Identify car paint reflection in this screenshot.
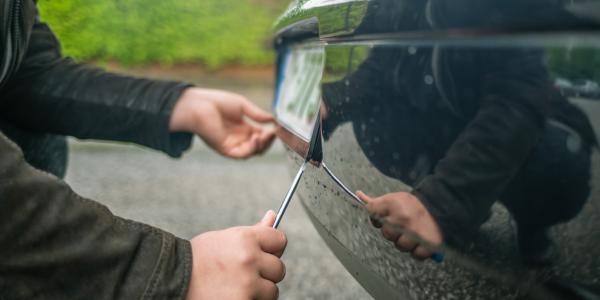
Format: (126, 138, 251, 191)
(274, 0, 600, 298)
(278, 39, 600, 299)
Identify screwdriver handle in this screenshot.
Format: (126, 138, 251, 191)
(431, 252, 445, 263)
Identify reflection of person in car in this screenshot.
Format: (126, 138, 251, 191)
(1, 2, 285, 299)
(322, 0, 597, 263)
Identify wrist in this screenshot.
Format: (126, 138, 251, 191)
(170, 88, 211, 133)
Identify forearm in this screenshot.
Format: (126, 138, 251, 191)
(1, 22, 192, 157)
(0, 132, 191, 299)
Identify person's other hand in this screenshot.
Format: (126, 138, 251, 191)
(357, 191, 443, 260)
(170, 88, 276, 159)
(186, 211, 287, 300)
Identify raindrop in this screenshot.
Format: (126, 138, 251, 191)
(567, 134, 582, 153)
(408, 46, 417, 55)
(424, 75, 434, 85)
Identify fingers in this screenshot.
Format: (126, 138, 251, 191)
(356, 191, 372, 204)
(395, 234, 418, 252)
(381, 223, 400, 241)
(226, 134, 261, 159)
(253, 279, 279, 300)
(243, 100, 274, 123)
(225, 125, 275, 159)
(362, 194, 390, 218)
(357, 191, 386, 227)
(256, 126, 276, 154)
(258, 253, 286, 283)
(255, 226, 288, 258)
(412, 245, 434, 260)
(258, 210, 276, 227)
(358, 191, 443, 262)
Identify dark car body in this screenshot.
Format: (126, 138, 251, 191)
(271, 0, 600, 299)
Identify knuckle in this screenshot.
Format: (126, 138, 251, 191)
(238, 251, 257, 267)
(412, 246, 432, 261)
(395, 238, 414, 252)
(381, 227, 396, 241)
(241, 227, 258, 240)
(390, 214, 409, 225)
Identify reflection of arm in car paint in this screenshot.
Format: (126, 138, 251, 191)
(322, 43, 596, 264)
(320, 0, 598, 263)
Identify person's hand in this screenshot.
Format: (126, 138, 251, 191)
(186, 211, 287, 300)
(357, 191, 443, 260)
(170, 88, 276, 159)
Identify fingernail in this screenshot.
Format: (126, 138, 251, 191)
(263, 210, 273, 221)
(264, 210, 274, 218)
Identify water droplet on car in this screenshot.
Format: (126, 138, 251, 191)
(567, 134, 582, 153)
(408, 46, 417, 55)
(424, 74, 434, 85)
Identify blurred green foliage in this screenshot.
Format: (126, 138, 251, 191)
(38, 0, 287, 68)
(323, 46, 370, 83)
(548, 47, 600, 82)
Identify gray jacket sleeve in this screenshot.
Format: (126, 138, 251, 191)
(0, 132, 192, 299)
(1, 20, 192, 157)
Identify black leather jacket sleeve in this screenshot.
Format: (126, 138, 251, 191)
(1, 21, 192, 157)
(0, 131, 192, 299)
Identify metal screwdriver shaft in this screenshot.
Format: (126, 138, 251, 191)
(273, 161, 307, 228)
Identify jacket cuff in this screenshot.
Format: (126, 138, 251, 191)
(148, 81, 194, 158)
(142, 233, 192, 300)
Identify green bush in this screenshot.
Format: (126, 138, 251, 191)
(37, 0, 287, 68)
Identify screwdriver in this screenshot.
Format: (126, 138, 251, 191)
(271, 112, 444, 263)
(273, 161, 306, 229)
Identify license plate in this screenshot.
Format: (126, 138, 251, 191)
(273, 46, 326, 142)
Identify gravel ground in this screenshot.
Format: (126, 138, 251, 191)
(65, 139, 373, 300)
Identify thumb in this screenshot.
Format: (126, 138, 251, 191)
(356, 191, 373, 204)
(258, 210, 276, 227)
